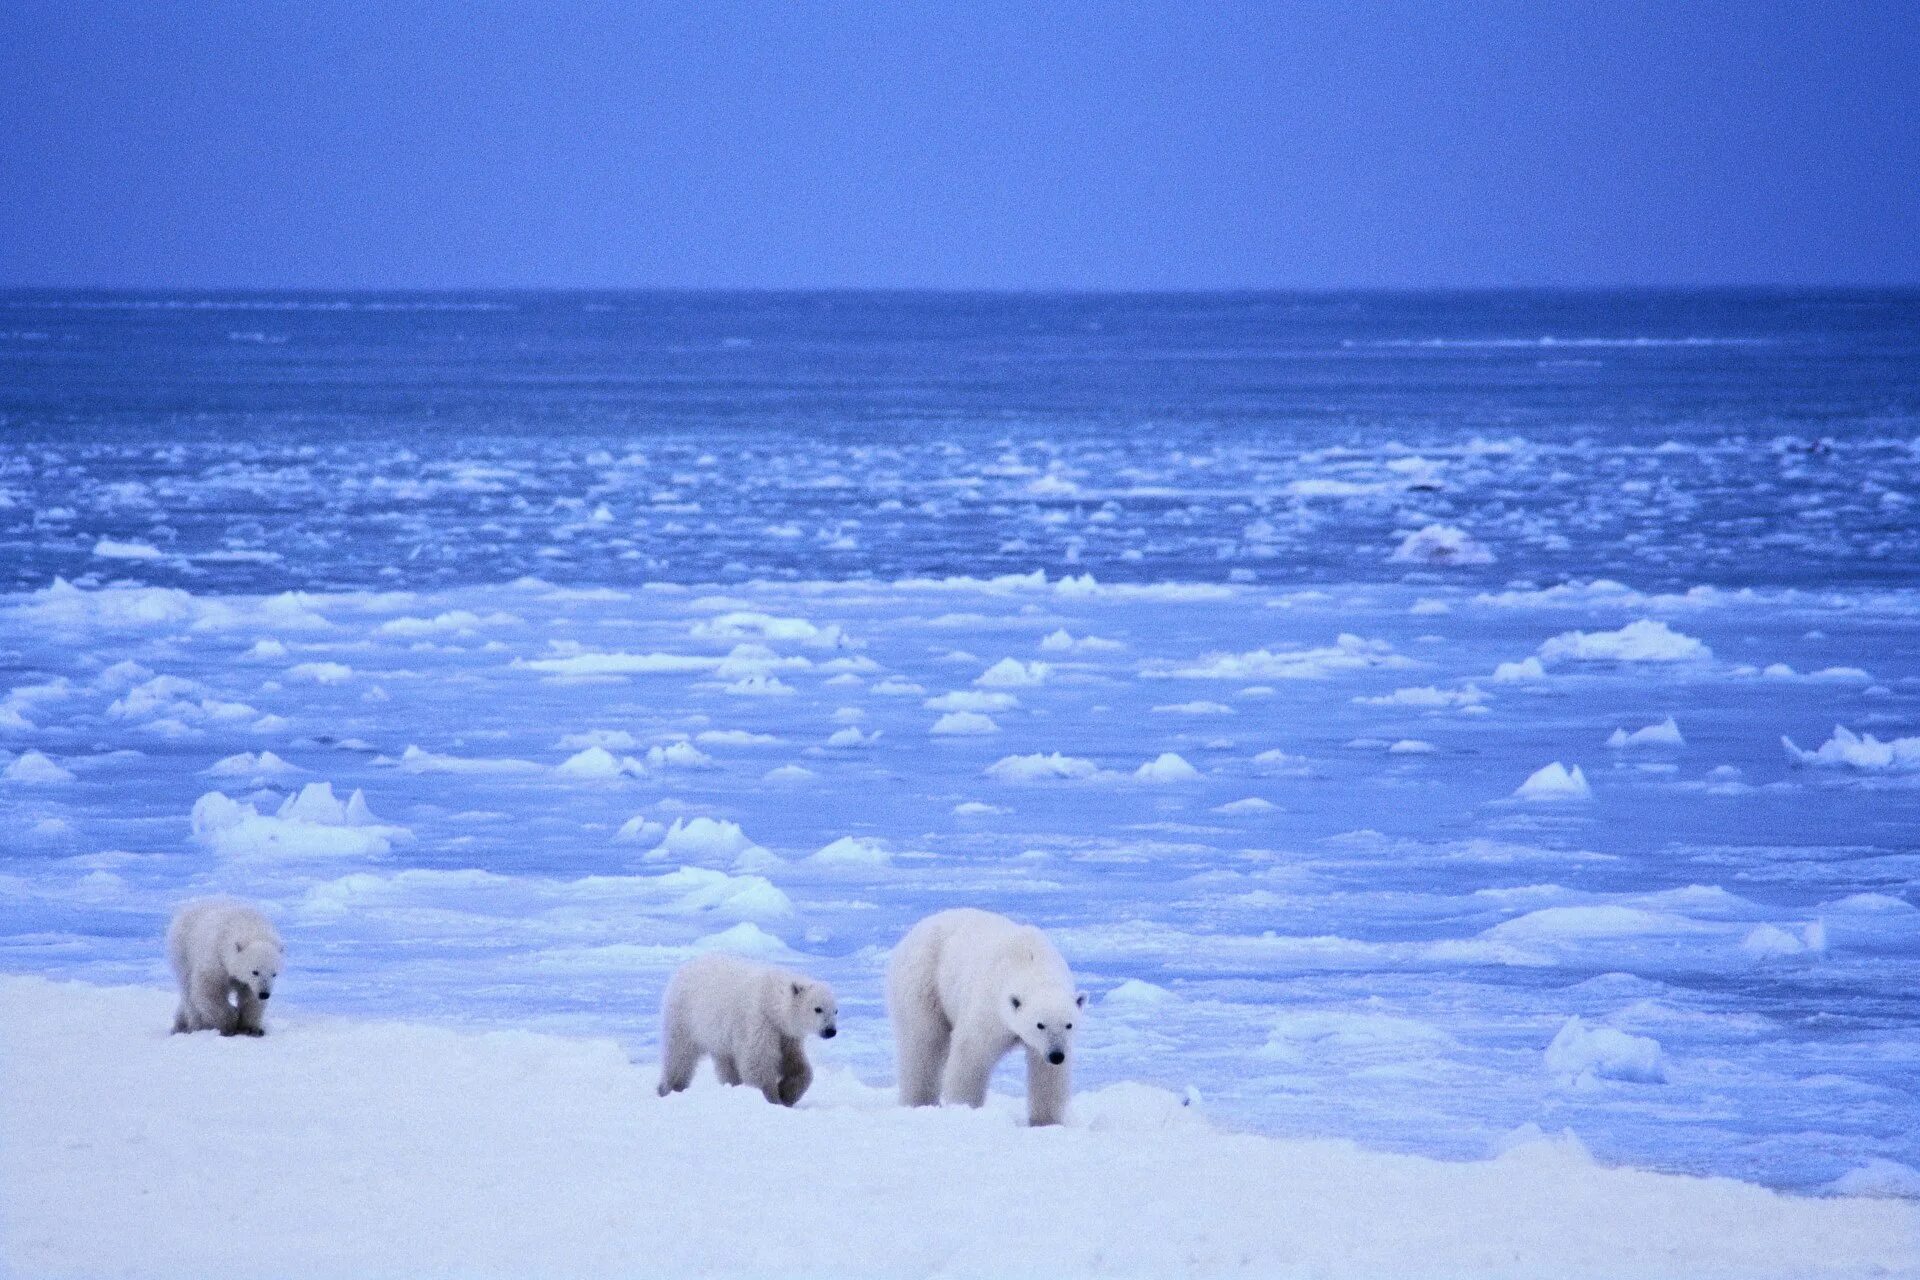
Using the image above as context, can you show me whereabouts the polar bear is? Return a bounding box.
[888,907,1085,1126]
[656,952,838,1106]
[167,898,283,1037]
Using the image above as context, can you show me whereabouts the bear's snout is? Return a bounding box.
[258,990,271,1000]
[820,1025,837,1038]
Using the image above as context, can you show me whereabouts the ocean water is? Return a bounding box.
[2,289,1917,1194]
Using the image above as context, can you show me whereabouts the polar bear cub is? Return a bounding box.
[167,897,283,1037]
[888,907,1086,1126]
[657,952,838,1106]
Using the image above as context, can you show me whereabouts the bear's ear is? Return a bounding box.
[792,982,802,996]
[1075,991,1087,1009]
[1009,995,1021,1010]
[234,940,245,952]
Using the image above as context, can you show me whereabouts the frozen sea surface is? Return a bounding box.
[2,289,1917,1196]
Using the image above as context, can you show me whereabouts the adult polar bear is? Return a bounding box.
[888,908,1085,1126]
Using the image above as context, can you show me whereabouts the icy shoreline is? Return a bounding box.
[3,977,1913,1279]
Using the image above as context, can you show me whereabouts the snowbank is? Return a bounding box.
[3,978,1911,1280]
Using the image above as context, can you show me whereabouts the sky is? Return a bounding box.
[2,1,1917,290]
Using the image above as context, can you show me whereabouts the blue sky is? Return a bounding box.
[3,1,1916,289]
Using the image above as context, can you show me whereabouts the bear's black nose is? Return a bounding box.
[821,1026,837,1038]
[1047,1050,1065,1065]
[259,991,271,1000]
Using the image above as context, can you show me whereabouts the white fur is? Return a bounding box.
[167,898,283,1037]
[887,907,1086,1126]
[656,953,838,1106]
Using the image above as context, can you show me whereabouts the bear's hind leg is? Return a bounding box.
[894,1009,950,1107]
[776,1036,812,1106]
[657,1028,700,1096]
[941,1030,1006,1108]
[713,1054,743,1087]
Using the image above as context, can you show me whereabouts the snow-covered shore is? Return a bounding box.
[3,977,1912,1279]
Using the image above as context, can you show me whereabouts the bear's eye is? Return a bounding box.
[1037,1022,1046,1030]
[1065,1023,1073,1030]
[813,1007,822,1014]
[252,970,260,977]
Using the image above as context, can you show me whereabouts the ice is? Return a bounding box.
[92,537,164,560]
[1539,620,1712,664]
[1782,725,1920,771]
[190,784,405,860]
[1134,752,1203,783]
[974,657,1050,687]
[929,711,999,735]
[810,835,892,867]
[1607,717,1685,749]
[554,747,644,779]
[1513,762,1593,801]
[204,750,301,776]
[985,752,1106,782]
[2,750,74,784]
[1387,523,1495,565]
[286,661,353,684]
[648,817,768,866]
[1544,1016,1668,1086]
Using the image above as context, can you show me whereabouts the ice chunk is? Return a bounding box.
[986,752,1105,783]
[1513,762,1591,801]
[975,658,1051,687]
[648,817,768,866]
[1388,524,1494,565]
[1545,1016,1666,1086]
[1134,752,1202,783]
[809,836,892,867]
[1538,620,1710,663]
[1607,717,1684,749]
[930,712,999,736]
[3,750,75,784]
[1783,726,1920,771]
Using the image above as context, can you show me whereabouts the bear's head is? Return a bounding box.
[1001,985,1087,1066]
[225,931,282,1003]
[784,978,838,1040]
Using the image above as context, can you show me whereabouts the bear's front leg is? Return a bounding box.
[1024,1044,1070,1126]
[234,990,267,1037]
[776,1036,812,1106]
[740,1045,787,1105]
[941,1030,1007,1108]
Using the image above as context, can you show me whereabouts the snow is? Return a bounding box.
[1513,762,1593,801]
[4,976,1913,1280]
[1545,1016,1669,1087]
